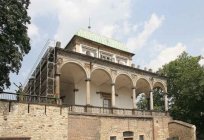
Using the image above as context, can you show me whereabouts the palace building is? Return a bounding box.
[0,29,196,140]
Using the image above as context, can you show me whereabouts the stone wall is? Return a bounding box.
[68,114,101,140]
[168,120,196,140]
[68,113,171,140]
[0,100,196,140]
[0,101,68,140]
[153,117,170,140]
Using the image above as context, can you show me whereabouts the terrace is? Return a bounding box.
[0,92,169,117]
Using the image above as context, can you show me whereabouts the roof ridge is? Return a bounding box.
[78,28,126,46]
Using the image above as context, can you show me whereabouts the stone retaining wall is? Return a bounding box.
[0,101,68,140]
[68,113,171,140]
[168,120,196,140]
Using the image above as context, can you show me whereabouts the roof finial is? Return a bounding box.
[88,17,91,30]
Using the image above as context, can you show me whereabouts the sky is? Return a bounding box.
[7,0,204,92]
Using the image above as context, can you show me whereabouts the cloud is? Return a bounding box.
[28,0,58,18]
[199,48,204,66]
[54,0,132,46]
[199,59,204,66]
[147,43,186,71]
[99,24,119,38]
[27,23,39,38]
[126,13,165,51]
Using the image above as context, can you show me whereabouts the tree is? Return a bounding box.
[136,93,148,110]
[0,0,31,91]
[136,89,165,111]
[153,88,165,111]
[158,52,204,138]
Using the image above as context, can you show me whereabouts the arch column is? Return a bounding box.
[111,83,116,108]
[86,78,91,105]
[132,87,136,109]
[164,92,168,111]
[150,90,153,110]
[55,63,61,104]
[55,73,61,98]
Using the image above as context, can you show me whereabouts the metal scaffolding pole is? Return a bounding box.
[23,40,56,104]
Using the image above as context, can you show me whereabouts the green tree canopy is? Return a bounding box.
[153,87,165,111]
[158,52,204,138]
[0,0,31,91]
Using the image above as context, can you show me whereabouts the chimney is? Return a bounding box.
[56,41,61,48]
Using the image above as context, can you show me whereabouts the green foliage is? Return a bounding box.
[158,52,204,137]
[14,83,25,101]
[153,88,165,111]
[136,93,148,110]
[0,0,31,91]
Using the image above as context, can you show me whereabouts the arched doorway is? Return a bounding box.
[115,74,133,109]
[60,62,87,105]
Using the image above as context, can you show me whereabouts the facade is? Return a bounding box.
[0,29,196,140]
[57,29,168,111]
[56,29,171,140]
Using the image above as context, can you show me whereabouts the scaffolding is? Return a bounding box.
[23,40,57,103]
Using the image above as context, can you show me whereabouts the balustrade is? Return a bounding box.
[68,105,168,117]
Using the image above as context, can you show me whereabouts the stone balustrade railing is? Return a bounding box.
[68,105,169,117]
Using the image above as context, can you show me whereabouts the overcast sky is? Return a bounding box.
[7,0,204,92]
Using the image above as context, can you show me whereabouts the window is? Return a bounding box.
[100,52,113,62]
[103,98,111,108]
[110,136,116,140]
[139,135,144,140]
[81,45,97,57]
[116,56,127,65]
[123,131,134,137]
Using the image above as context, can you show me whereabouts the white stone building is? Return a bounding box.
[14,29,196,140]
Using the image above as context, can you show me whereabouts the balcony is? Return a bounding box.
[68,105,169,118]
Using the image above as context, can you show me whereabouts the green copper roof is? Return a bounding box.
[75,29,130,53]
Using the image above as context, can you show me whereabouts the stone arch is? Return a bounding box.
[152,81,166,111]
[135,77,152,110]
[153,81,167,93]
[114,73,134,87]
[114,73,134,109]
[135,77,152,95]
[60,61,88,105]
[91,67,113,83]
[90,67,113,107]
[60,61,88,79]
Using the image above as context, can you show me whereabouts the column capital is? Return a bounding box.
[111,83,115,86]
[149,90,154,93]
[55,73,61,76]
[85,78,91,81]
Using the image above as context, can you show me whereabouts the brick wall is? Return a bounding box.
[0,101,68,140]
[168,120,196,140]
